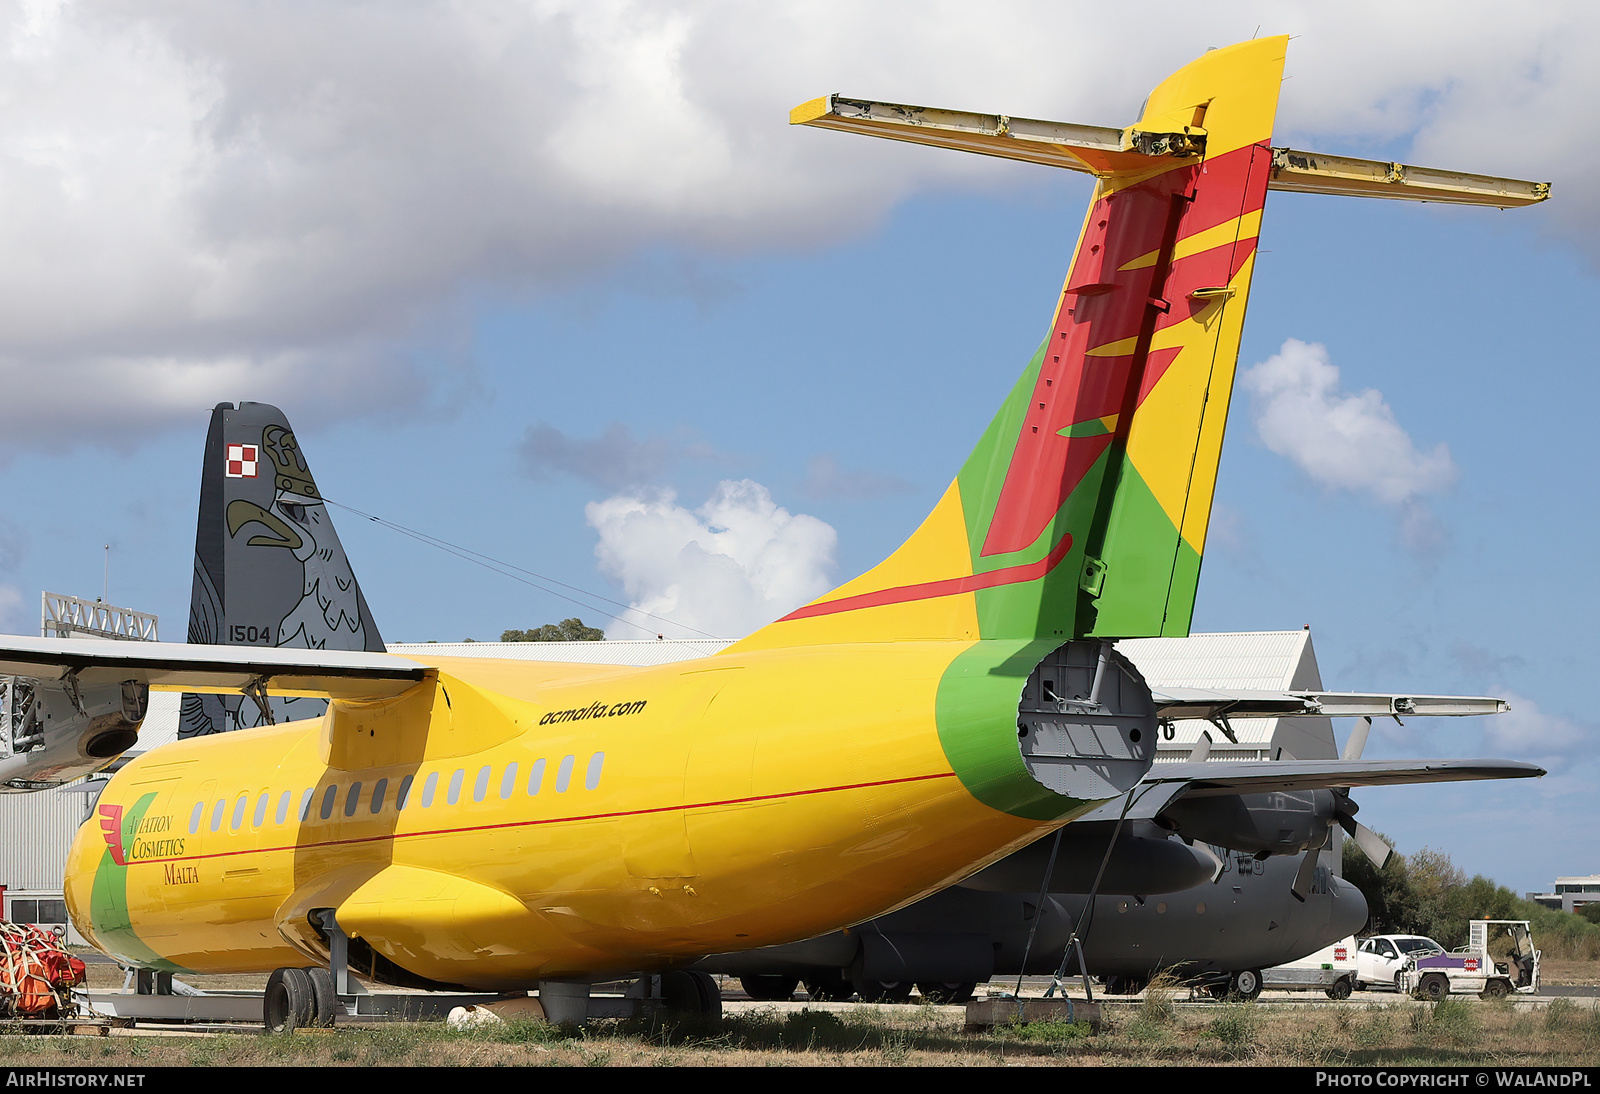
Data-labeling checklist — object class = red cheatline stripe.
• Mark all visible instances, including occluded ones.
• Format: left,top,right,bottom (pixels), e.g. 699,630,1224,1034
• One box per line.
120,770,962,867
778,535,1074,622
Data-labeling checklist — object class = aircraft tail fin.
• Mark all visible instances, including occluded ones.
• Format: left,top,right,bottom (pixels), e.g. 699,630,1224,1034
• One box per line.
733,38,1287,652
180,402,385,737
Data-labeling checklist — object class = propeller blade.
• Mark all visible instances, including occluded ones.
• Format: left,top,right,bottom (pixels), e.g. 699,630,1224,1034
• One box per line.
1350,821,1393,869
1190,838,1225,883
1290,846,1320,903
1187,731,1213,763
1341,716,1372,761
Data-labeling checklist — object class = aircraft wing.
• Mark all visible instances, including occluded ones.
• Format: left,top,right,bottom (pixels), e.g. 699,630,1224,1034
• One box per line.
1077,757,1546,822
1151,688,1507,720
0,636,428,700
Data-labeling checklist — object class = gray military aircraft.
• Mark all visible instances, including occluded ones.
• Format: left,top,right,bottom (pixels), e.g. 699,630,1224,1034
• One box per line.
696,689,1530,1003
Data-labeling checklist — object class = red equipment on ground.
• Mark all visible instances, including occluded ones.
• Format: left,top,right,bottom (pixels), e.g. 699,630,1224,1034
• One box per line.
0,922,84,1017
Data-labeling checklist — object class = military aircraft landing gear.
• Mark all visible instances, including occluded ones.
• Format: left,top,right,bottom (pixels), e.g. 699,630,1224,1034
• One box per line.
1228,969,1263,1001
916,981,976,1005
852,977,913,1003
805,974,855,1001
739,974,799,1001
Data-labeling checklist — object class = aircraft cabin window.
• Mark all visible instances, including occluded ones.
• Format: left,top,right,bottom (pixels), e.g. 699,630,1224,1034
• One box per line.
473,766,490,803
189,802,203,835
299,789,314,822
371,779,387,814
231,794,248,831
320,785,338,821
527,758,546,796
556,755,575,793
585,752,605,791
421,772,439,807
253,793,269,828
396,775,413,811
345,783,363,818
210,799,226,833
447,769,465,805
500,763,518,801
276,791,292,826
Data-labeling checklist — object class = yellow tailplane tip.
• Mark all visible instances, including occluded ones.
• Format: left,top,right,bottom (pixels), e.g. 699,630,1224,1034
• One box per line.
790,96,830,125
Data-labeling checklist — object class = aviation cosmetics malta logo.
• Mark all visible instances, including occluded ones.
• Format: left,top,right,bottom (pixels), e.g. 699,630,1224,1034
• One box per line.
97,804,184,866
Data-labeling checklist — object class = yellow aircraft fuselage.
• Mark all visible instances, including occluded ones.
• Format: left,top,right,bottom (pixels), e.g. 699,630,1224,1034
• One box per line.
62,37,1308,990
66,643,1086,988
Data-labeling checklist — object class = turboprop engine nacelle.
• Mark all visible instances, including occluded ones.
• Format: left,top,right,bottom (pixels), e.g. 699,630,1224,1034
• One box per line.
0,675,147,791
1156,789,1337,857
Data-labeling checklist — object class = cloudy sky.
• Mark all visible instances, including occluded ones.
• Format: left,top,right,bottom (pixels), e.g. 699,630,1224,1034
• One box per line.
0,1,1594,896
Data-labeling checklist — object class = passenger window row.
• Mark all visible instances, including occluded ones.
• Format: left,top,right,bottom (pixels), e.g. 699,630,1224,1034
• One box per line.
189,751,606,835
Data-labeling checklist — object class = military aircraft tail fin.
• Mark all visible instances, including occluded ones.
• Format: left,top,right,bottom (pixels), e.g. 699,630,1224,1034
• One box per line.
180,402,385,737
733,38,1288,652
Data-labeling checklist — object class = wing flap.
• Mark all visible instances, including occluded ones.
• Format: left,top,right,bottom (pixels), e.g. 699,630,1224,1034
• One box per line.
1079,757,1545,822
0,636,427,700
1152,687,1508,720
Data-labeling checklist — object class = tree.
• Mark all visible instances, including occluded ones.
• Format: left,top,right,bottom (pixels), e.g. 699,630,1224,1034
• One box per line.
501,618,605,642
1343,833,1416,934
1407,846,1468,941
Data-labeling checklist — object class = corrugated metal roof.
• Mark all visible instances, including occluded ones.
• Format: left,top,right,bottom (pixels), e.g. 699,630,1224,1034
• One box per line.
1121,630,1311,691
1120,630,1324,756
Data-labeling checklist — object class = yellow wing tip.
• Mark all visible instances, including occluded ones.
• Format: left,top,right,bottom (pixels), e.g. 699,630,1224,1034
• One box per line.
790,96,832,126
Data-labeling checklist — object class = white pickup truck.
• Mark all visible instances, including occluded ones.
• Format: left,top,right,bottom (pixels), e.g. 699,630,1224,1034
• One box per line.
1355,935,1447,992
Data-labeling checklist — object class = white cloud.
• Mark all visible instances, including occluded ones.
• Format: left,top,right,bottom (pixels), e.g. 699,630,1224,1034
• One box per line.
0,584,22,634
1482,692,1588,765
1241,339,1457,548
586,480,836,639
2,3,1599,454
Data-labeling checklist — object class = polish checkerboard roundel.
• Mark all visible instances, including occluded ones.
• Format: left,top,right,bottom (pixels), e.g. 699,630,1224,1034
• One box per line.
225,444,259,479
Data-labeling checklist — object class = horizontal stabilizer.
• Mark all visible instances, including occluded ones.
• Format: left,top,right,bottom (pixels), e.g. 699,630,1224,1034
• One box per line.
792,95,1550,207
0,636,427,700
1079,757,1545,822
1152,688,1509,720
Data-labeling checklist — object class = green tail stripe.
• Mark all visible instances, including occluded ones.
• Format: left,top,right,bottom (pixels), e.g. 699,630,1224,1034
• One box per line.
88,793,187,972
934,638,1094,821
1082,465,1185,638
1058,419,1113,439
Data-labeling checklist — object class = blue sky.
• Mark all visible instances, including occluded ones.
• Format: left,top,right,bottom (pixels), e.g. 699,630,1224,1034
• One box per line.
0,3,1594,897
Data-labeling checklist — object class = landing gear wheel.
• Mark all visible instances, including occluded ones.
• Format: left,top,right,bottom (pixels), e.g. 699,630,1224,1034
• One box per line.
1206,982,1229,1000
739,974,799,1002
805,974,855,1002
852,977,914,1003
1326,977,1353,1001
1481,978,1512,1000
1104,976,1148,997
661,971,722,1019
1229,969,1262,1001
916,981,976,1005
264,967,314,1033
303,966,336,1027
1417,973,1449,1001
